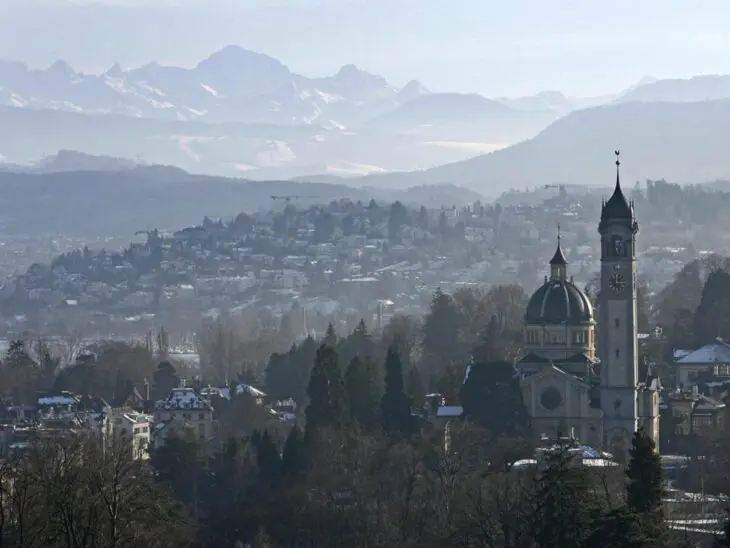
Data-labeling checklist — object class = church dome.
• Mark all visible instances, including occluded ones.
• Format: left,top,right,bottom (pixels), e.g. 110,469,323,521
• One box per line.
525,238,593,326
525,279,594,325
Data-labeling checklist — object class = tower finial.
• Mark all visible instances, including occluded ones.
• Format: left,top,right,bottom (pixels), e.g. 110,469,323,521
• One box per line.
615,148,620,167
614,149,621,189
557,222,561,245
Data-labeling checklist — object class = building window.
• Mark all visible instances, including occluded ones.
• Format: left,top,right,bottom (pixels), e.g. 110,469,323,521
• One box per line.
198,413,205,420
615,348,620,359
198,423,205,438
615,318,620,328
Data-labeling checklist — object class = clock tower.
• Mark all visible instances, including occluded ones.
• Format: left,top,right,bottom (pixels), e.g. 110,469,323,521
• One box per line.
598,150,640,458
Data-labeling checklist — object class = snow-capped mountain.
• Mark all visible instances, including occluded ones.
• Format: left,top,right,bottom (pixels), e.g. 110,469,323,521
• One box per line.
0,46,564,180
0,46,411,127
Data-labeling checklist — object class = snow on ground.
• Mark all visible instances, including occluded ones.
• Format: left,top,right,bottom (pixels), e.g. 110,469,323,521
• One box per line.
104,77,129,94
200,83,219,97
315,89,344,103
146,98,175,109
137,82,166,97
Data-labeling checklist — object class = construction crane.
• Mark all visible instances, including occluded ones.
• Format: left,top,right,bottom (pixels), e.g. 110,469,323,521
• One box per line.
270,195,321,203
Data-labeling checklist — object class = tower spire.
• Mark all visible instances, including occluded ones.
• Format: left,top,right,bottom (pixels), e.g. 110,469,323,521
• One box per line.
549,222,568,280
614,149,621,189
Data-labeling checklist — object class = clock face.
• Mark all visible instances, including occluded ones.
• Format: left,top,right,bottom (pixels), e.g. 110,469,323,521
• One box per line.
609,273,626,293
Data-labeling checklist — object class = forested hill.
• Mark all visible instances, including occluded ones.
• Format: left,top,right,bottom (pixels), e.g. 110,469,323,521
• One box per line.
0,168,483,238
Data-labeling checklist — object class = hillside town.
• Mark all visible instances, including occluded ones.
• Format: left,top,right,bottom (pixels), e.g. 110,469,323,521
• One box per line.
0,181,713,340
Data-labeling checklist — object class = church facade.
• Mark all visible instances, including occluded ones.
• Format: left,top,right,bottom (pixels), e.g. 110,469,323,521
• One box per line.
518,154,660,455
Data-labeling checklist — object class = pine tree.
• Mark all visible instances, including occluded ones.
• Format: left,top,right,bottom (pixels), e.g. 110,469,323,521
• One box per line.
305,343,350,440
533,444,596,547
381,345,413,437
344,356,381,431
323,323,337,348
626,429,663,514
625,429,666,545
281,425,306,477
460,360,530,439
422,288,465,374
252,429,281,484
404,365,425,408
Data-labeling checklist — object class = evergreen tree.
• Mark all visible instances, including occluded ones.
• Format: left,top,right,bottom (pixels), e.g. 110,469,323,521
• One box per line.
252,430,281,484
344,356,381,431
422,288,465,375
694,268,730,345
323,323,337,348
533,445,596,548
626,429,663,513
404,365,425,408
281,425,306,477
380,345,413,437
152,361,179,401
625,429,665,544
305,343,350,440
460,360,530,439
5,340,35,369
339,319,376,367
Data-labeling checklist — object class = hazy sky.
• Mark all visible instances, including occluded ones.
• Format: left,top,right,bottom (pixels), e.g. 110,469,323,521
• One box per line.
2,0,730,97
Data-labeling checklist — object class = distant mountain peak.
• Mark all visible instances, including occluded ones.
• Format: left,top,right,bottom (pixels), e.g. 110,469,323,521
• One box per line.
106,63,123,77
46,60,74,76
399,79,429,101
196,45,284,71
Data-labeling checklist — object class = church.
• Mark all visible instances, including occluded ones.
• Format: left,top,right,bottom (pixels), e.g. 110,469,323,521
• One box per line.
518,152,660,456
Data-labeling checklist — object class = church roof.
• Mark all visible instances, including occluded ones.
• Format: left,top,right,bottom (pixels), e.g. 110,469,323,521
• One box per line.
549,242,568,266
601,151,634,222
601,177,633,220
525,279,593,325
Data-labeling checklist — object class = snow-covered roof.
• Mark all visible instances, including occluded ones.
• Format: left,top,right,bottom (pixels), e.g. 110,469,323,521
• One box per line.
38,395,78,407
199,384,267,400
154,388,212,411
436,405,463,418
677,343,730,365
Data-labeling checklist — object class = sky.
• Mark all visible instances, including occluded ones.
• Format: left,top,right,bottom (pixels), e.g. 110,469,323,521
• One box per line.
2,0,730,97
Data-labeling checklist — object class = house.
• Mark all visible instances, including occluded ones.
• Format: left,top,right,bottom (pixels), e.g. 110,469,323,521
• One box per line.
110,410,151,460
676,342,730,387
152,388,214,449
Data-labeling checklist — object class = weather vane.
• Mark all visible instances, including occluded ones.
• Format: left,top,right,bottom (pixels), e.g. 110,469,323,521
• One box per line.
614,149,620,167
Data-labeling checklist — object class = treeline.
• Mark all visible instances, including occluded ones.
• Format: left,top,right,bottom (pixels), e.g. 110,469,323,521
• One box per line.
150,333,699,547
654,254,730,360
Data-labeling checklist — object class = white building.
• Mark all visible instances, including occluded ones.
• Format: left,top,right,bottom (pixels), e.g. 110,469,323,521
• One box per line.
110,410,151,460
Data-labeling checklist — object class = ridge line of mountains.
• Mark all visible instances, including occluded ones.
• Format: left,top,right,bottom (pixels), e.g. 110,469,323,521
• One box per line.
4,46,730,195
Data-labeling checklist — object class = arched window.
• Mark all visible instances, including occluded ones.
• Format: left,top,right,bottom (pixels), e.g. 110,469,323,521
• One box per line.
612,236,624,257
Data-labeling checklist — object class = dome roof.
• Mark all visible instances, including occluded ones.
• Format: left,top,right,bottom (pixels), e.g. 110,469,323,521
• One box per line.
525,279,593,325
